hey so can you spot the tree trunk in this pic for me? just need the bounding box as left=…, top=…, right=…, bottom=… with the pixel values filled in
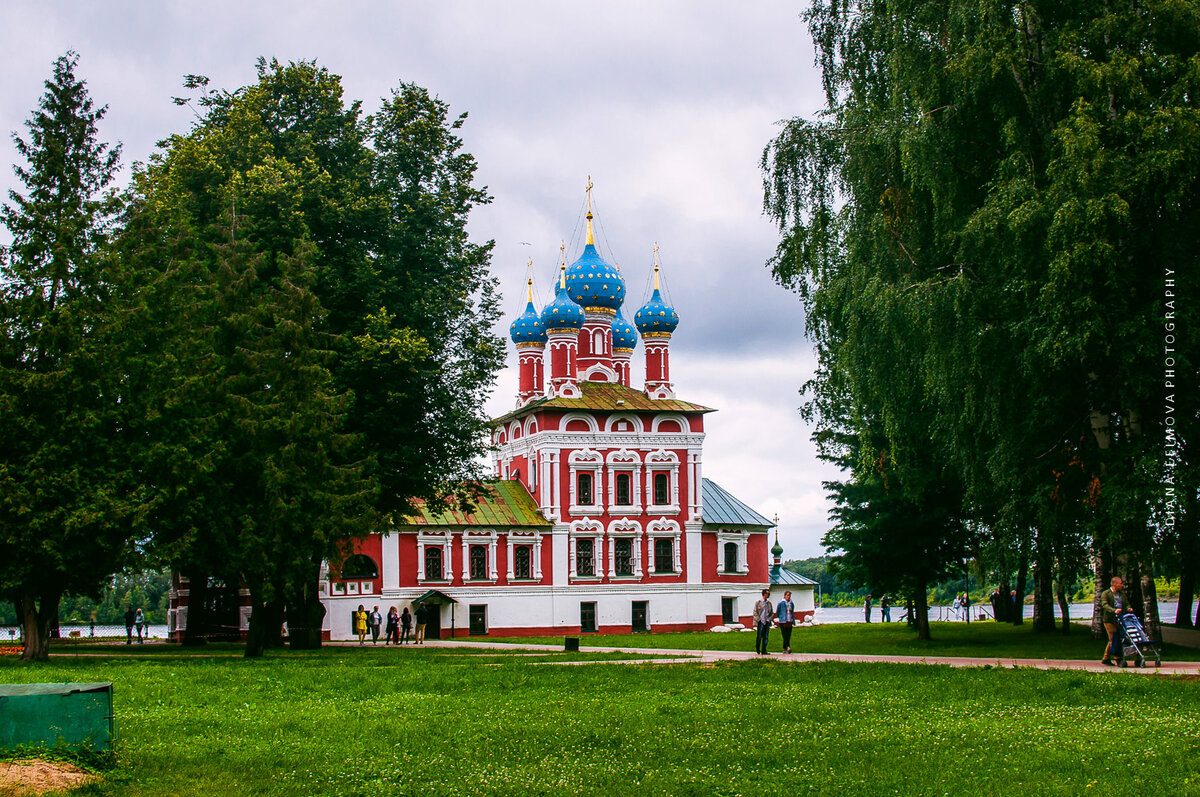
left=1090, top=545, right=1110, bottom=639
left=1177, top=557, right=1196, bottom=628
left=287, top=577, right=327, bottom=650
left=1055, top=576, right=1071, bottom=635
left=1140, top=566, right=1162, bottom=643
left=996, top=580, right=1011, bottom=622
left=244, top=586, right=267, bottom=659
left=904, top=595, right=915, bottom=628
left=913, top=583, right=931, bottom=641
left=181, top=569, right=210, bottom=646
left=1012, top=554, right=1028, bottom=626
left=1126, top=560, right=1145, bottom=621
left=18, top=590, right=60, bottom=662
left=262, top=599, right=286, bottom=649
left=1031, top=535, right=1055, bottom=632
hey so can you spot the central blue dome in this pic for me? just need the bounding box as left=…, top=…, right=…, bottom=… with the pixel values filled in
left=565, top=244, right=625, bottom=311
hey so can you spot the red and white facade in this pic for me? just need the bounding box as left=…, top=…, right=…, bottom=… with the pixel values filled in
left=316, top=209, right=815, bottom=639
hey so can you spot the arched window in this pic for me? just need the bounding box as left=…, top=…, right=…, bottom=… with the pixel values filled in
left=514, top=546, right=532, bottom=579
left=577, top=472, right=594, bottom=506
left=723, top=542, right=738, bottom=574
left=653, top=473, right=669, bottom=506
left=615, top=472, right=632, bottom=506
left=339, top=554, right=378, bottom=580
left=614, top=538, right=634, bottom=576
left=654, top=538, right=674, bottom=574
left=576, top=538, right=595, bottom=577
left=469, top=545, right=488, bottom=580
left=425, top=547, right=443, bottom=581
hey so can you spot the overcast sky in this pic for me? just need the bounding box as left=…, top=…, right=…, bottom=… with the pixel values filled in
left=0, top=1, right=843, bottom=558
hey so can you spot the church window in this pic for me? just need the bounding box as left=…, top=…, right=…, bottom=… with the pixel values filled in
left=614, top=538, right=634, bottom=576
left=615, top=473, right=632, bottom=506
left=469, top=545, right=488, bottom=580
left=514, top=546, right=532, bottom=579
left=653, top=473, right=669, bottom=506
left=723, top=542, right=739, bottom=574
left=577, top=472, right=594, bottom=506
left=654, top=538, right=674, bottom=574
left=425, top=547, right=443, bottom=581
left=576, top=538, right=595, bottom=576
left=338, top=554, right=378, bottom=580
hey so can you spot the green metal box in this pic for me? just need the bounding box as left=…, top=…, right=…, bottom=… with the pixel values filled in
left=0, top=682, right=117, bottom=752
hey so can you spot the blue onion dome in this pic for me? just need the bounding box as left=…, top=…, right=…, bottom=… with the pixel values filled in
left=566, top=243, right=626, bottom=312
left=510, top=300, right=547, bottom=345
left=611, top=310, right=638, bottom=351
left=634, top=285, right=679, bottom=335
left=539, top=269, right=585, bottom=331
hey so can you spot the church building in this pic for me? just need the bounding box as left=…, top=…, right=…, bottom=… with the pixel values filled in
left=169, top=189, right=816, bottom=641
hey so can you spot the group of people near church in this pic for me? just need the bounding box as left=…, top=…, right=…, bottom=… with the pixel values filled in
left=354, top=603, right=430, bottom=646
left=752, top=589, right=797, bottom=655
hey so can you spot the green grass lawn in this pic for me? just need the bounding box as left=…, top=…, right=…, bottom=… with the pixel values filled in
left=2, top=643, right=1198, bottom=796
left=488, top=620, right=1200, bottom=661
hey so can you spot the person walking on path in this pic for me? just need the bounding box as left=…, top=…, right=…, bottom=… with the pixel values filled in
left=385, top=607, right=399, bottom=645
left=776, top=590, right=796, bottom=654
left=134, top=608, right=146, bottom=643
left=880, top=595, right=891, bottom=623
left=369, top=606, right=382, bottom=644
left=1100, top=577, right=1131, bottom=666
left=123, top=607, right=135, bottom=644
left=354, top=605, right=368, bottom=645
left=414, top=603, right=428, bottom=644
left=864, top=594, right=873, bottom=623
left=400, top=606, right=412, bottom=644
left=753, top=589, right=775, bottom=655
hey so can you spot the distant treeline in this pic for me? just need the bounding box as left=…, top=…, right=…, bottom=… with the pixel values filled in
left=784, top=557, right=1183, bottom=609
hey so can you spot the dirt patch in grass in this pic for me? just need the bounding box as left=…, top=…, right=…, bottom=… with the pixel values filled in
left=0, top=759, right=97, bottom=796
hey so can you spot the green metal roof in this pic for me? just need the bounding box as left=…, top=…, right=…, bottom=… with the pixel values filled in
left=493, top=382, right=714, bottom=425
left=397, top=480, right=551, bottom=528
left=700, top=478, right=774, bottom=528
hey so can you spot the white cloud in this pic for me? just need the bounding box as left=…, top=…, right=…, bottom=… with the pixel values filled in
left=3, top=0, right=837, bottom=560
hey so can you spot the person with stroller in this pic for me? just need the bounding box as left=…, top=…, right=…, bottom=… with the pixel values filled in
left=1100, top=576, right=1131, bottom=666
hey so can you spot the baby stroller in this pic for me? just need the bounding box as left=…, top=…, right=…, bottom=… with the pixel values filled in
left=1118, top=613, right=1161, bottom=668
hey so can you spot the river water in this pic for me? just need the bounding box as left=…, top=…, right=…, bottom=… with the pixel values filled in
left=815, top=602, right=1182, bottom=624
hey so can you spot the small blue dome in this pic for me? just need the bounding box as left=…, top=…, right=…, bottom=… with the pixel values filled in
left=509, top=298, right=547, bottom=345
left=539, top=277, right=585, bottom=331
left=611, top=311, right=637, bottom=351
left=634, top=286, right=679, bottom=335
left=566, top=244, right=625, bottom=311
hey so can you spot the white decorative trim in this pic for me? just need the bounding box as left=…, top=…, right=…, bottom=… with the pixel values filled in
left=717, top=530, right=750, bottom=575
left=647, top=518, right=682, bottom=574
left=606, top=518, right=643, bottom=578
left=561, top=413, right=600, bottom=434
left=506, top=531, right=544, bottom=582
left=605, top=414, right=644, bottom=433
left=417, top=531, right=454, bottom=583
left=568, top=448, right=603, bottom=514
left=646, top=449, right=681, bottom=513
left=462, top=530, right=499, bottom=582
left=581, top=362, right=619, bottom=383
left=650, top=414, right=687, bottom=433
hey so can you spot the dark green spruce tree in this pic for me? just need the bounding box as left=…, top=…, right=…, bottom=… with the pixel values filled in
left=0, top=52, right=138, bottom=660
left=122, top=59, right=502, bottom=654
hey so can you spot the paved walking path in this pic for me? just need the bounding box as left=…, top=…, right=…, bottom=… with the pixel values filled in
left=411, top=639, right=1200, bottom=675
